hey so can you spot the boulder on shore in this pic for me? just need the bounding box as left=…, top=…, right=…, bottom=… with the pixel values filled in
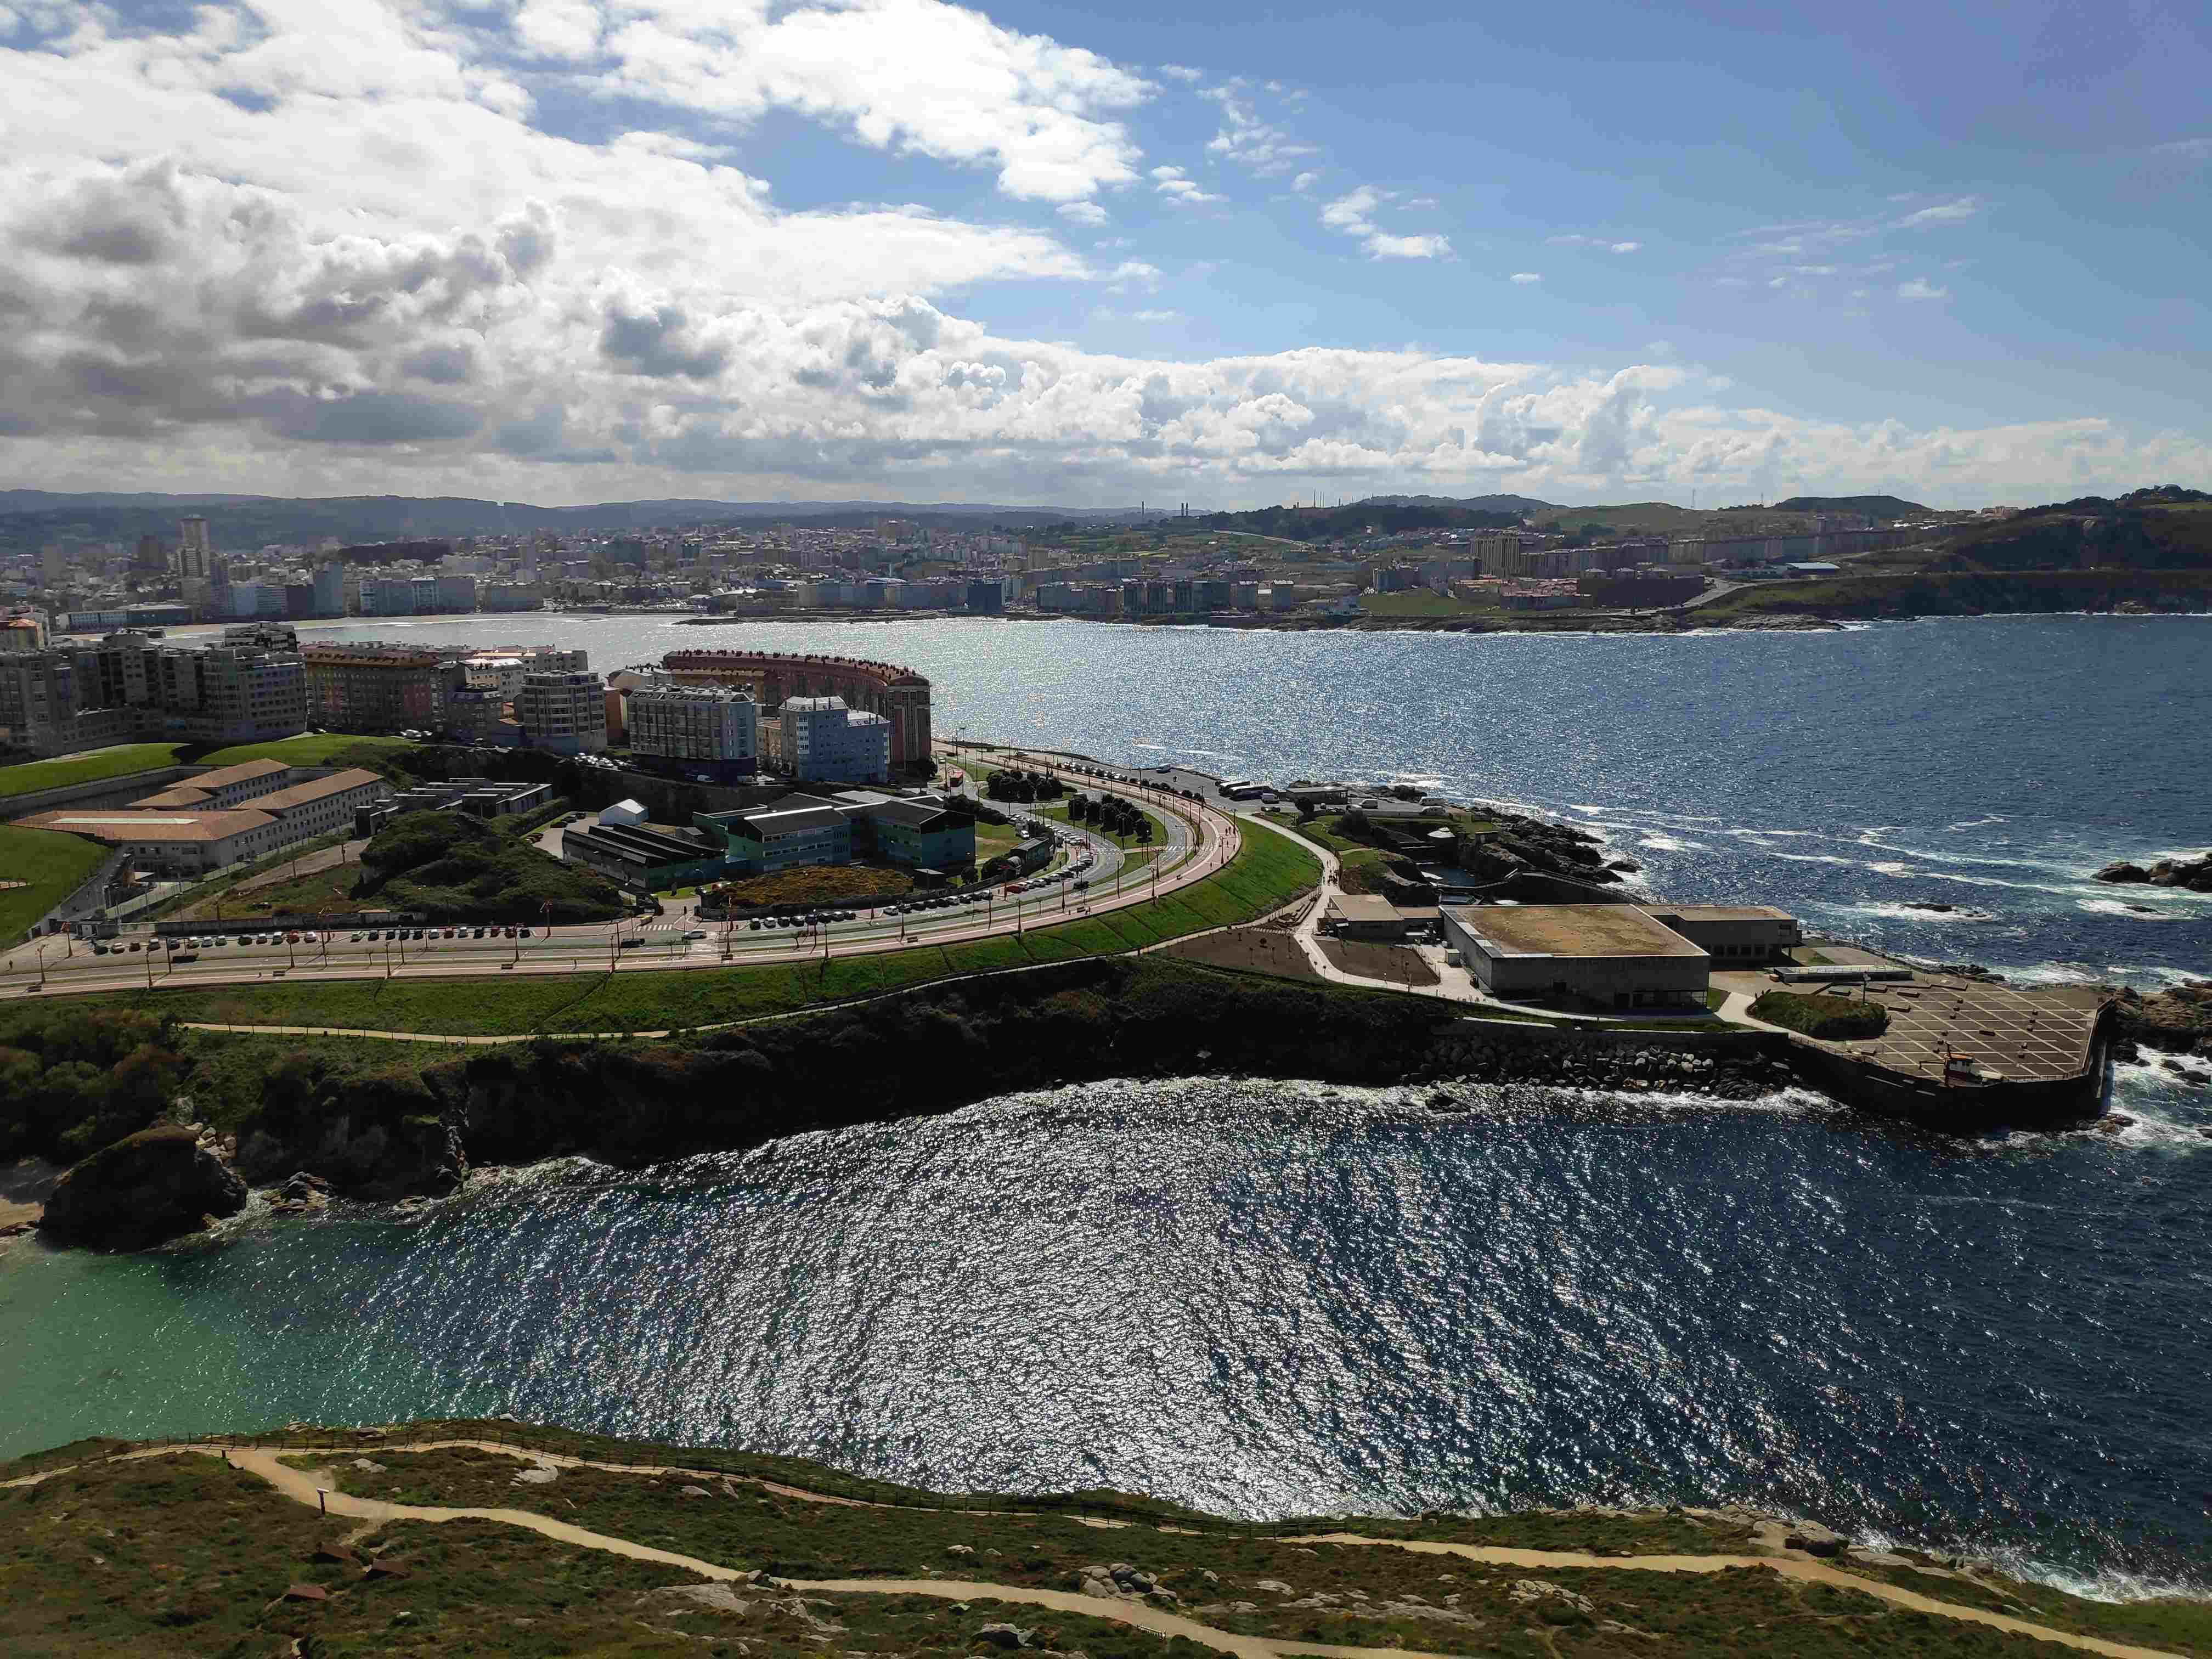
left=39, top=1126, right=247, bottom=1251
left=2093, top=862, right=2149, bottom=884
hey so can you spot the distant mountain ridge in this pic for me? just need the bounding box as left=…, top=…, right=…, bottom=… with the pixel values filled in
left=1359, top=493, right=1558, bottom=513
left=0, top=491, right=1167, bottom=549
left=1770, top=494, right=1929, bottom=516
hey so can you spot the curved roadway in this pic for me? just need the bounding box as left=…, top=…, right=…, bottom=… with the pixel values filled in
left=0, top=755, right=1240, bottom=1004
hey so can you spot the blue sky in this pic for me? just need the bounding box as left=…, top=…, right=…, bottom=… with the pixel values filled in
left=0, top=0, right=2205, bottom=506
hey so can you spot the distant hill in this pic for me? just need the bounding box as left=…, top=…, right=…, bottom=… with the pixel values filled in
left=1771, top=494, right=1929, bottom=516
left=1359, top=493, right=1556, bottom=514
left=1188, top=500, right=1523, bottom=542
left=0, top=492, right=1162, bottom=551
left=1932, top=490, right=2212, bottom=574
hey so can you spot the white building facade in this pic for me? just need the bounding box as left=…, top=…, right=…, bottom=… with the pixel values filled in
left=780, top=695, right=891, bottom=785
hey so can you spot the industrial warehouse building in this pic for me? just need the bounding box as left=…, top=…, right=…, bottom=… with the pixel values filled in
left=1441, top=903, right=1713, bottom=1010
left=1639, top=905, right=1801, bottom=963
left=557, top=788, right=975, bottom=890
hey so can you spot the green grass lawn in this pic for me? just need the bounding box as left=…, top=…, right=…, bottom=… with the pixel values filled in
left=64, top=815, right=1322, bottom=1035
left=0, top=733, right=419, bottom=803
left=197, top=732, right=417, bottom=768
left=0, top=742, right=186, bottom=800
left=0, top=823, right=110, bottom=940
left=1358, top=589, right=1499, bottom=617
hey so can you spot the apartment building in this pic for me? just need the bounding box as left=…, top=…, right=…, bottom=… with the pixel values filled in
left=626, top=682, right=761, bottom=769
left=301, top=643, right=464, bottom=733
left=780, top=695, right=891, bottom=784
left=517, top=669, right=608, bottom=754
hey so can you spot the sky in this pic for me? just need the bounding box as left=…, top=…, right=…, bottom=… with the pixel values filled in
left=1, top=0, right=2208, bottom=509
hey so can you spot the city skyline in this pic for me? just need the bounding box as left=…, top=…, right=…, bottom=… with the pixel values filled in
left=1, top=1, right=2207, bottom=508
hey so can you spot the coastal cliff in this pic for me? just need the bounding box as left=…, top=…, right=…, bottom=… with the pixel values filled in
left=19, top=962, right=1793, bottom=1247
left=239, top=961, right=1797, bottom=1188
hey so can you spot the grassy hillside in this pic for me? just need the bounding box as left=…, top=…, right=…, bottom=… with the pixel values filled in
left=351, top=809, right=627, bottom=924
left=1695, top=568, right=2212, bottom=623
left=0, top=742, right=187, bottom=800
left=0, top=823, right=109, bottom=941
left=198, top=732, right=418, bottom=768
left=3, top=1423, right=2207, bottom=1659
left=0, top=734, right=418, bottom=803
left=37, top=816, right=1321, bottom=1037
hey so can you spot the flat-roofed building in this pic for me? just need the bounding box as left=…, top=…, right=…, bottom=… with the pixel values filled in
left=1638, top=905, right=1801, bottom=964
left=781, top=695, right=890, bottom=784
left=1441, top=902, right=1710, bottom=1009
left=627, top=681, right=760, bottom=769
left=1325, top=894, right=1410, bottom=941
left=517, top=669, right=607, bottom=755
left=302, top=642, right=462, bottom=732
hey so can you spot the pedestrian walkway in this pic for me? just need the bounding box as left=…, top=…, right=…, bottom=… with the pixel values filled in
left=2, top=1436, right=2182, bottom=1659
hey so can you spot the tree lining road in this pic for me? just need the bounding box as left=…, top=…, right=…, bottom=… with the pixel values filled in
left=0, top=762, right=1239, bottom=1003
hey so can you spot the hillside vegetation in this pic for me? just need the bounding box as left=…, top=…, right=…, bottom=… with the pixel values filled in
left=5, top=1423, right=2209, bottom=1659
left=354, top=810, right=627, bottom=923
left=1928, top=492, right=2212, bottom=574
left=1696, top=567, right=2212, bottom=623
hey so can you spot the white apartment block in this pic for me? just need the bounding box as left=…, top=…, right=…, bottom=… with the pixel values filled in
left=781, top=695, right=892, bottom=785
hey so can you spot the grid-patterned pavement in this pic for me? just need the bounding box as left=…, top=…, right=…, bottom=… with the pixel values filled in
left=1723, top=969, right=2105, bottom=1082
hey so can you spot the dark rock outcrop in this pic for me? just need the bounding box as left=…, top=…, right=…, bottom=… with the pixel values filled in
left=2112, top=982, right=2212, bottom=1054
left=40, top=1125, right=247, bottom=1250
left=2094, top=853, right=2212, bottom=891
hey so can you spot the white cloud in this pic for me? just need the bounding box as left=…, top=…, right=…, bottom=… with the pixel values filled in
left=1897, top=277, right=1949, bottom=301
left=1291, top=171, right=1319, bottom=193
left=1157, top=63, right=1204, bottom=82
left=1896, top=196, right=1985, bottom=228
left=1549, top=234, right=1641, bottom=253
left=1201, top=81, right=1316, bottom=176
left=1057, top=201, right=1110, bottom=227
left=0, top=2, right=2196, bottom=509
left=1129, top=309, right=1184, bottom=323
left=1366, top=234, right=1451, bottom=260
left=1150, top=165, right=1224, bottom=206
left=1320, top=186, right=1451, bottom=259
left=1610, top=240, right=1640, bottom=253
left=1509, top=272, right=1542, bottom=284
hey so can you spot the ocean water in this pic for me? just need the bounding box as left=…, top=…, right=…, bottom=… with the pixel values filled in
left=3, top=614, right=2208, bottom=1593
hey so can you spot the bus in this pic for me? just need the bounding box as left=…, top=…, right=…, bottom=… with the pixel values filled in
left=1219, top=779, right=1270, bottom=800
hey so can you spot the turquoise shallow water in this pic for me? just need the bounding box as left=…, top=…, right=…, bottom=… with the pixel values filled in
left=3, top=615, right=2207, bottom=1593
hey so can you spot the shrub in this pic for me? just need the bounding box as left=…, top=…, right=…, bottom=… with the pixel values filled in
left=1751, top=990, right=1891, bottom=1039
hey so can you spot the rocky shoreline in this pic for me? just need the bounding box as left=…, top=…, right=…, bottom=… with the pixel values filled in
left=27, top=961, right=1807, bottom=1252
left=20, top=962, right=2206, bottom=1255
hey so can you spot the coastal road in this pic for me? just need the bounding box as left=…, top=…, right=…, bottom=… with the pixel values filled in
left=0, top=763, right=1240, bottom=1004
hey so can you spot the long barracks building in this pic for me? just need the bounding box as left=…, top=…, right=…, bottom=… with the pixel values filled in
left=657, top=650, right=932, bottom=772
